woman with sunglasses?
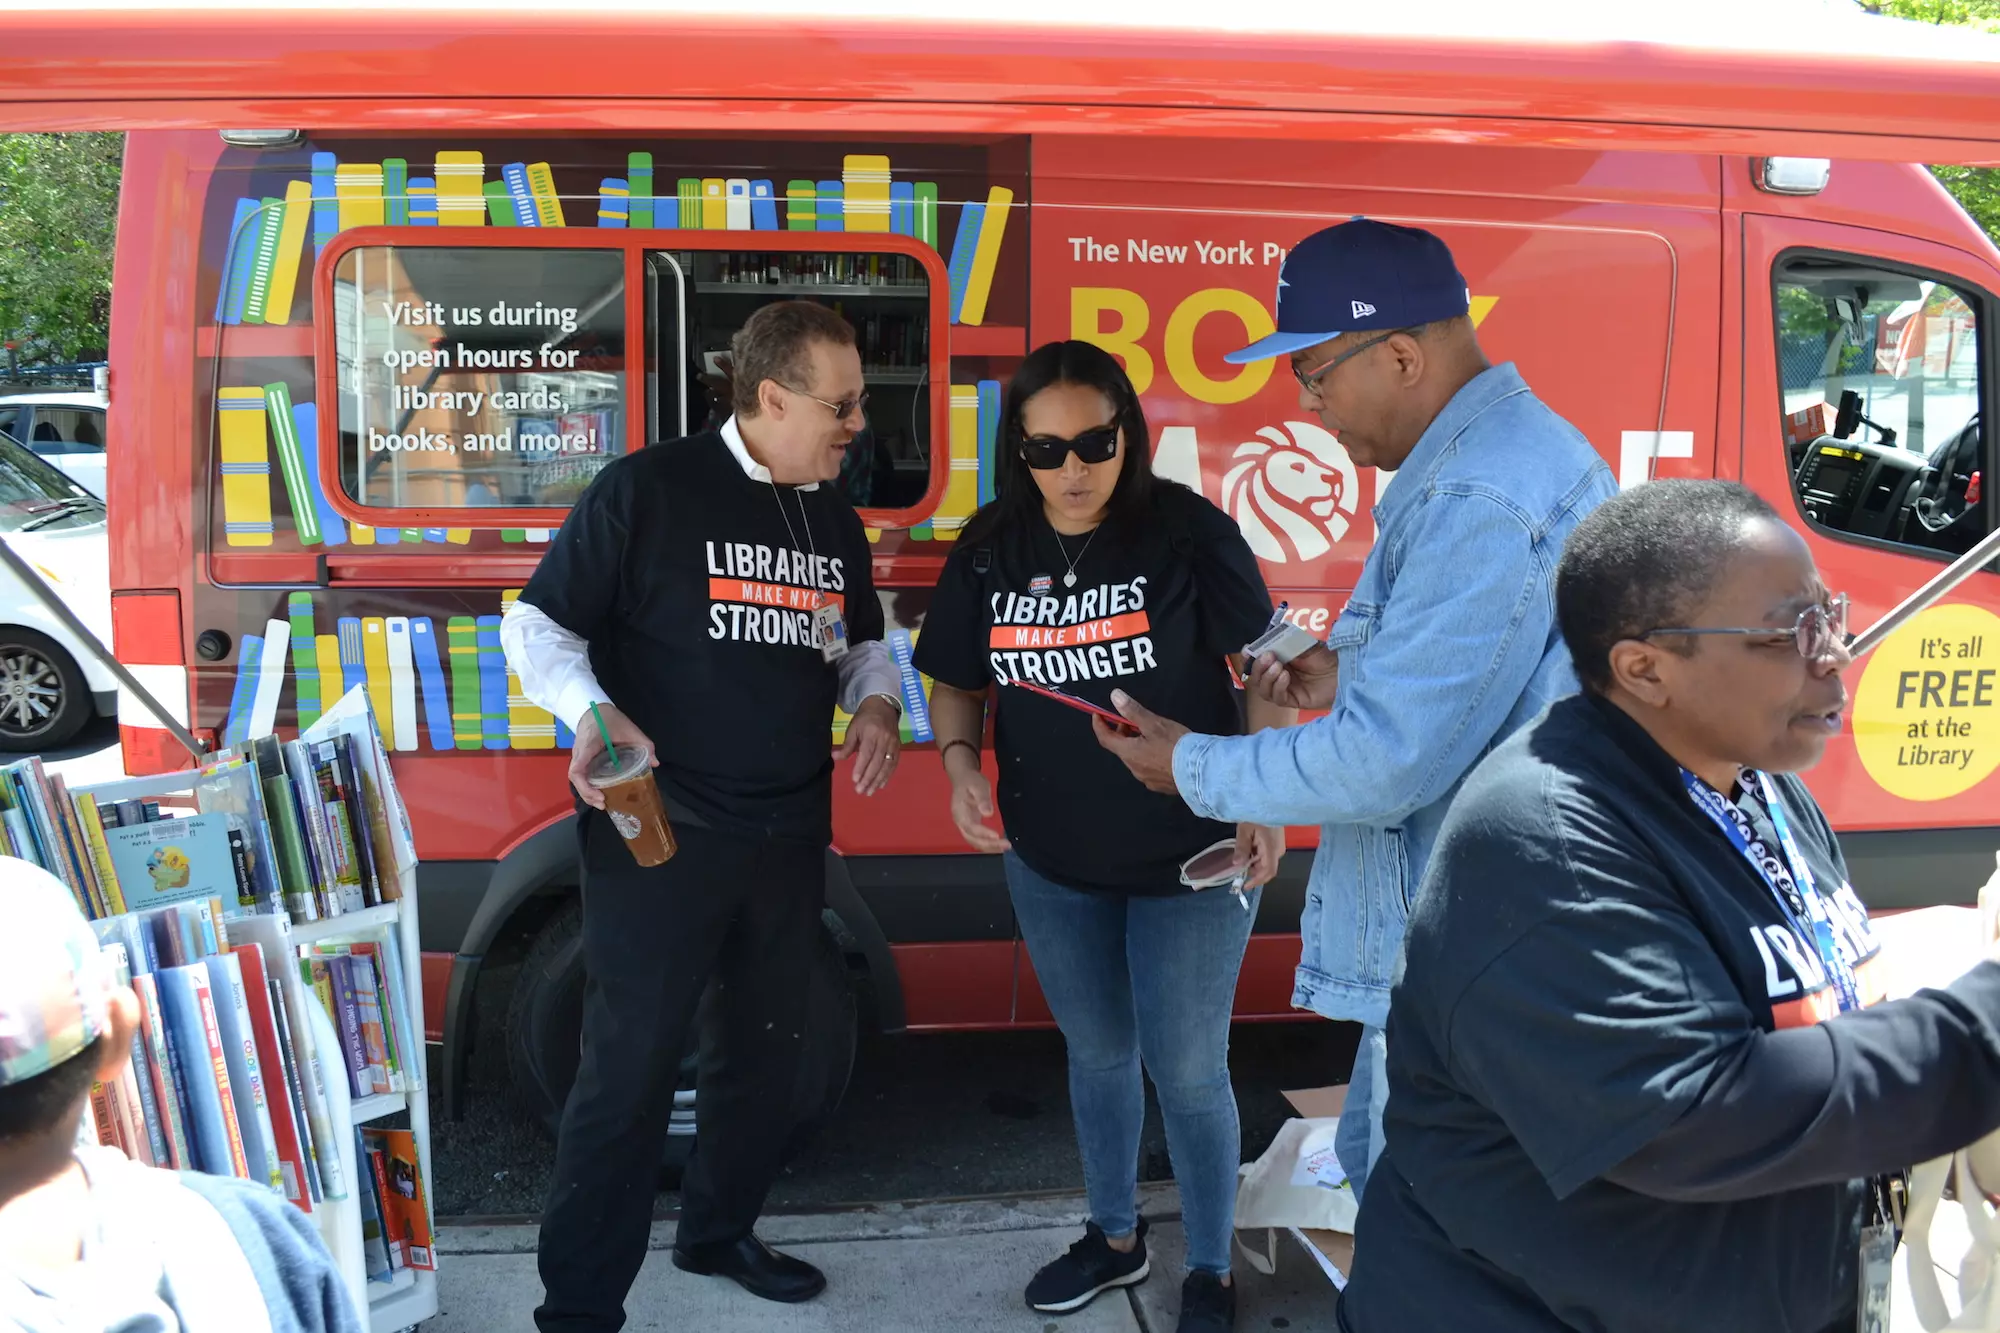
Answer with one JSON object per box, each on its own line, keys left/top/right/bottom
{"left": 913, "top": 340, "right": 1296, "bottom": 1333}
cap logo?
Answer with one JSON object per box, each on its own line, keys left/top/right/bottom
{"left": 1351, "top": 300, "right": 1377, "bottom": 319}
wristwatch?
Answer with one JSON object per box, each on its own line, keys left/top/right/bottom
{"left": 859, "top": 690, "right": 903, "bottom": 716}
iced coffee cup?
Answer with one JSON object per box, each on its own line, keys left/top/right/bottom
{"left": 588, "top": 743, "right": 677, "bottom": 867}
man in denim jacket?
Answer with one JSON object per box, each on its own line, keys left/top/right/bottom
{"left": 1099, "top": 219, "right": 1616, "bottom": 1202}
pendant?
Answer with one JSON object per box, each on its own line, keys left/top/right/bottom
{"left": 1063, "top": 571, "right": 1077, "bottom": 588}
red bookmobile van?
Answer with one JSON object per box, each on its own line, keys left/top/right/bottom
{"left": 4, "top": 3, "right": 1999, "bottom": 1149}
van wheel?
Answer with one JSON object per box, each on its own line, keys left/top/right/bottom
{"left": 505, "top": 899, "right": 858, "bottom": 1188}
{"left": 0, "top": 629, "right": 89, "bottom": 751}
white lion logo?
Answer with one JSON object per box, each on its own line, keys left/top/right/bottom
{"left": 1221, "top": 421, "right": 1359, "bottom": 563}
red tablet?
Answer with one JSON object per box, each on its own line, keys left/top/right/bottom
{"left": 1004, "top": 679, "right": 1140, "bottom": 735}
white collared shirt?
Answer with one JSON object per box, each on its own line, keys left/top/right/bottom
{"left": 500, "top": 416, "right": 902, "bottom": 732}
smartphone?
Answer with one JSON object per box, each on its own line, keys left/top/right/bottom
{"left": 1004, "top": 679, "right": 1140, "bottom": 735}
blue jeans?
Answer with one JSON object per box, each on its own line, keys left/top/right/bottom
{"left": 1335, "top": 1023, "right": 1388, "bottom": 1205}
{"left": 1005, "top": 852, "right": 1259, "bottom": 1276}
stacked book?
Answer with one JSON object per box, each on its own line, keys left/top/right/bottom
{"left": 13, "top": 687, "right": 413, "bottom": 928}
{"left": 357, "top": 1127, "right": 436, "bottom": 1278}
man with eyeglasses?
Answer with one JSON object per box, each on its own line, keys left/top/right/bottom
{"left": 1096, "top": 217, "right": 1617, "bottom": 1203}
{"left": 502, "top": 299, "right": 903, "bottom": 1332}
{"left": 1335, "top": 480, "right": 2000, "bottom": 1333}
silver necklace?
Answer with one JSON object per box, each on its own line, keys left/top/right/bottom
{"left": 1051, "top": 523, "right": 1099, "bottom": 589}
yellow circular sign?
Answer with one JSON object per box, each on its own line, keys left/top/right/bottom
{"left": 1853, "top": 603, "right": 2000, "bottom": 801}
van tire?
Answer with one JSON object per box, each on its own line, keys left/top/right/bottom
{"left": 505, "top": 899, "right": 858, "bottom": 1189}
{"left": 0, "top": 628, "right": 90, "bottom": 751}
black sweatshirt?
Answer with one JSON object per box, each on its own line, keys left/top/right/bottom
{"left": 521, "top": 431, "right": 883, "bottom": 844}
{"left": 1339, "top": 691, "right": 2000, "bottom": 1333}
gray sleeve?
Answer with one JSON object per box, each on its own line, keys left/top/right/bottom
{"left": 179, "top": 1173, "right": 366, "bottom": 1333}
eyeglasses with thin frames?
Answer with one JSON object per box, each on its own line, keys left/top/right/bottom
{"left": 780, "top": 383, "right": 869, "bottom": 422}
{"left": 1643, "top": 593, "right": 1851, "bottom": 661}
{"left": 1293, "top": 327, "right": 1422, "bottom": 398}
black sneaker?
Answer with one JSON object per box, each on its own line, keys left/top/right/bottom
{"left": 1178, "top": 1270, "right": 1236, "bottom": 1332}
{"left": 1024, "top": 1217, "right": 1151, "bottom": 1313}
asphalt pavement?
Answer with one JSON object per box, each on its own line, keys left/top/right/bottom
{"left": 432, "top": 949, "right": 1357, "bottom": 1221}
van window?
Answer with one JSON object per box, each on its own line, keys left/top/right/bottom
{"left": 331, "top": 244, "right": 629, "bottom": 511}
{"left": 1774, "top": 255, "right": 1990, "bottom": 558}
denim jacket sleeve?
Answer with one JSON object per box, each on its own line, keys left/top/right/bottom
{"left": 1174, "top": 490, "right": 1558, "bottom": 828}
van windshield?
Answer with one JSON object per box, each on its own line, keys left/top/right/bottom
{"left": 0, "top": 434, "right": 103, "bottom": 533}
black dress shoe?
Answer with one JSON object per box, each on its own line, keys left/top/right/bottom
{"left": 671, "top": 1234, "right": 827, "bottom": 1304}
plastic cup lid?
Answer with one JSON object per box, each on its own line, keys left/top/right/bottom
{"left": 586, "top": 742, "right": 652, "bottom": 786}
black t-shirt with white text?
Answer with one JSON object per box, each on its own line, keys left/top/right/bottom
{"left": 914, "top": 484, "right": 1273, "bottom": 893}
{"left": 521, "top": 430, "right": 883, "bottom": 844}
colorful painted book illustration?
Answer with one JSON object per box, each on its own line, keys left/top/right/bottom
{"left": 816, "top": 181, "right": 844, "bottom": 232}
{"left": 678, "top": 178, "right": 702, "bottom": 229}
{"left": 288, "top": 593, "right": 321, "bottom": 731}
{"left": 499, "top": 591, "right": 555, "bottom": 749}
{"left": 596, "top": 178, "right": 629, "bottom": 228}
{"left": 410, "top": 618, "right": 453, "bottom": 751}
{"left": 889, "top": 181, "right": 915, "bottom": 237}
{"left": 475, "top": 616, "right": 509, "bottom": 750}
{"left": 310, "top": 153, "right": 339, "bottom": 255}
{"left": 262, "top": 382, "right": 320, "bottom": 546}
{"left": 335, "top": 163, "right": 385, "bottom": 231}
{"left": 241, "top": 198, "right": 285, "bottom": 326}
{"left": 725, "top": 178, "right": 751, "bottom": 231}
{"left": 361, "top": 618, "right": 393, "bottom": 730}
{"left": 223, "top": 636, "right": 262, "bottom": 749}
{"left": 216, "top": 199, "right": 261, "bottom": 325}
{"left": 217, "top": 387, "right": 274, "bottom": 547}
{"left": 526, "top": 162, "right": 565, "bottom": 227}
{"left": 500, "top": 165, "right": 537, "bottom": 227}
{"left": 842, "top": 155, "right": 891, "bottom": 233}
{"left": 290, "top": 402, "right": 347, "bottom": 546}
{"left": 248, "top": 619, "right": 289, "bottom": 739}
{"left": 960, "top": 186, "right": 1014, "bottom": 327}
{"left": 385, "top": 618, "right": 417, "bottom": 752}
{"left": 383, "top": 159, "right": 409, "bottom": 226}
{"left": 945, "top": 198, "right": 986, "bottom": 323}
{"left": 445, "top": 618, "right": 481, "bottom": 750}
{"left": 480, "top": 179, "right": 514, "bottom": 227}
{"left": 977, "top": 379, "right": 1001, "bottom": 506}
{"left": 337, "top": 619, "right": 366, "bottom": 722}
{"left": 934, "top": 384, "right": 981, "bottom": 539}
{"left": 626, "top": 152, "right": 654, "bottom": 228}
{"left": 262, "top": 180, "right": 313, "bottom": 326}
{"left": 785, "top": 180, "right": 816, "bottom": 230}
{"left": 700, "top": 178, "right": 726, "bottom": 230}
{"left": 406, "top": 178, "right": 439, "bottom": 226}
{"left": 315, "top": 634, "right": 344, "bottom": 704}
{"left": 434, "top": 151, "right": 486, "bottom": 227}
{"left": 749, "top": 180, "right": 778, "bottom": 231}
{"left": 914, "top": 182, "right": 939, "bottom": 248}
{"left": 888, "top": 629, "right": 935, "bottom": 743}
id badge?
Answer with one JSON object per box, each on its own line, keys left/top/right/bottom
{"left": 1857, "top": 1222, "right": 1894, "bottom": 1333}
{"left": 815, "top": 602, "right": 849, "bottom": 662}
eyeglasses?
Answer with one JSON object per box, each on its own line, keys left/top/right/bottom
{"left": 1293, "top": 328, "right": 1420, "bottom": 398}
{"left": 1643, "top": 593, "right": 1851, "bottom": 661}
{"left": 780, "top": 383, "right": 868, "bottom": 422}
{"left": 1019, "top": 423, "right": 1120, "bottom": 470}
{"left": 1181, "top": 838, "right": 1254, "bottom": 912}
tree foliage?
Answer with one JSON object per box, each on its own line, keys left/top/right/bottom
{"left": 1856, "top": 0, "right": 2000, "bottom": 243}
{"left": 0, "top": 133, "right": 124, "bottom": 364}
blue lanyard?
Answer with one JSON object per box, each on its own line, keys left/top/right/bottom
{"left": 1681, "top": 769, "right": 1861, "bottom": 1014}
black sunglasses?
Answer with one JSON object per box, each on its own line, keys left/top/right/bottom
{"left": 1019, "top": 423, "right": 1120, "bottom": 470}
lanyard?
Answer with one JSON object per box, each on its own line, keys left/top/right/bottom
{"left": 1680, "top": 768, "right": 1861, "bottom": 1014}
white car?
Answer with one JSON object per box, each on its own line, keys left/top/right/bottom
{"left": 0, "top": 390, "right": 108, "bottom": 499}
{"left": 0, "top": 431, "right": 115, "bottom": 750}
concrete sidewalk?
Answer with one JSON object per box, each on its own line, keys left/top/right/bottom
{"left": 428, "top": 1185, "right": 1342, "bottom": 1332}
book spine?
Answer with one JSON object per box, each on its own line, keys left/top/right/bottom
{"left": 279, "top": 963, "right": 346, "bottom": 1199}
{"left": 76, "top": 795, "right": 125, "bottom": 915}
{"left": 375, "top": 930, "right": 418, "bottom": 1091}
{"left": 267, "top": 977, "right": 322, "bottom": 1204}
{"left": 50, "top": 776, "right": 103, "bottom": 917}
{"left": 626, "top": 151, "right": 653, "bottom": 228}
{"left": 88, "top": 1080, "right": 120, "bottom": 1151}
{"left": 156, "top": 967, "right": 227, "bottom": 1173}
{"left": 133, "top": 974, "right": 193, "bottom": 1171}
{"left": 363, "top": 1136, "right": 407, "bottom": 1271}
{"left": 262, "top": 775, "right": 316, "bottom": 924}
{"left": 331, "top": 735, "right": 385, "bottom": 904}
{"left": 263, "top": 179, "right": 312, "bottom": 326}
{"left": 235, "top": 944, "right": 310, "bottom": 1208}
{"left": 354, "top": 1131, "right": 394, "bottom": 1280}
{"left": 191, "top": 968, "right": 251, "bottom": 1177}
{"left": 207, "top": 953, "right": 282, "bottom": 1192}
{"left": 120, "top": 978, "right": 171, "bottom": 1167}
{"left": 324, "top": 955, "right": 371, "bottom": 1099}
{"left": 347, "top": 948, "right": 393, "bottom": 1095}
{"left": 242, "top": 196, "right": 284, "bottom": 325}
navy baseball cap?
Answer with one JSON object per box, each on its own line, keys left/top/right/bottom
{"left": 1225, "top": 218, "right": 1471, "bottom": 364}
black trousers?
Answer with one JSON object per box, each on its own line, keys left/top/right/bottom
{"left": 534, "top": 811, "right": 825, "bottom": 1333}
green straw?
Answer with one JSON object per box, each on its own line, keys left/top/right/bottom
{"left": 589, "top": 702, "right": 617, "bottom": 756}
